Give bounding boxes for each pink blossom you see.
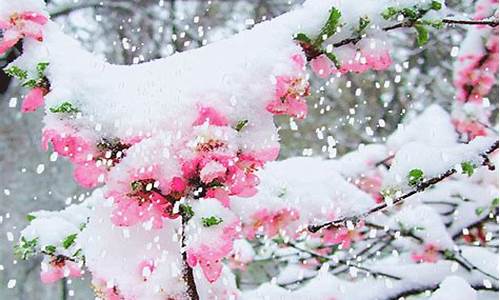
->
[323,226,362,249]
[266,73,310,119]
[0,11,48,55]
[411,243,440,263]
[205,188,231,207]
[310,54,337,78]
[244,208,300,239]
[187,244,226,283]
[137,259,155,281]
[187,220,239,283]
[355,175,383,203]
[359,38,392,71]
[452,119,487,140]
[193,106,229,127]
[21,87,46,113]
[266,97,308,119]
[291,53,306,69]
[73,162,106,189]
[91,277,125,300]
[106,166,182,228]
[42,129,95,163]
[40,258,81,284]
[200,160,227,184]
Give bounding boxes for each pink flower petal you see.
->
[21,87,45,113]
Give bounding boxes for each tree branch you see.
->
[442,18,500,27]
[180,216,199,300]
[308,140,499,233]
[49,0,133,18]
[305,17,499,60]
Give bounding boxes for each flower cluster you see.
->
[266,54,310,119]
[452,0,498,140]
[42,120,132,189]
[186,200,240,283]
[309,36,392,79]
[0,11,47,55]
[411,243,440,263]
[243,207,300,239]
[40,256,81,284]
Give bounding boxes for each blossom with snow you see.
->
[4,0,498,299]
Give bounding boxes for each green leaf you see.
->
[36,62,49,77]
[79,222,87,231]
[412,226,425,232]
[44,245,57,255]
[180,204,194,220]
[201,216,223,227]
[356,16,371,35]
[26,214,36,222]
[62,233,77,249]
[315,7,342,45]
[234,120,249,132]
[491,197,499,208]
[407,168,424,186]
[317,256,329,264]
[402,7,419,20]
[273,236,285,245]
[14,237,39,260]
[443,249,455,259]
[430,1,442,10]
[49,101,80,114]
[475,207,485,216]
[421,19,444,29]
[414,24,429,46]
[325,52,340,68]
[293,33,313,44]
[381,7,399,20]
[21,79,38,88]
[4,66,28,80]
[461,161,475,177]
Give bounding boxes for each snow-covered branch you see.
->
[308,140,499,233]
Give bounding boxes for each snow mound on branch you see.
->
[232,157,374,235]
[335,144,388,178]
[388,205,455,249]
[430,276,477,300]
[384,136,495,188]
[21,194,95,252]
[387,104,458,151]
[409,180,498,237]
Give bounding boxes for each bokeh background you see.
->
[0,0,497,299]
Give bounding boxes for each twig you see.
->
[308,140,499,233]
[442,18,499,27]
[306,17,499,60]
[286,241,401,280]
[456,250,499,281]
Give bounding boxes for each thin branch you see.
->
[49,0,133,18]
[306,17,499,60]
[308,140,499,233]
[442,18,500,27]
[456,250,499,281]
[286,241,402,280]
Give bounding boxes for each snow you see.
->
[384,136,496,188]
[78,199,187,300]
[387,104,458,151]
[429,276,477,300]
[6,0,497,298]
